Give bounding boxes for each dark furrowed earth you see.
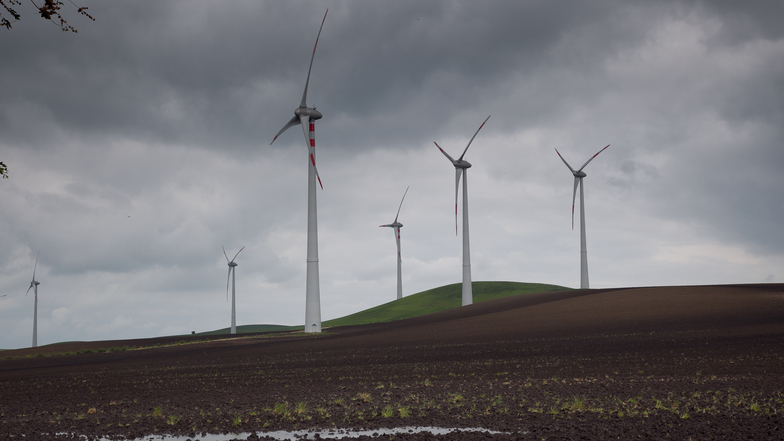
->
[1,284,783,440]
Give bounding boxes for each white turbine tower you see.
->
[223,246,244,335]
[380,186,409,301]
[435,115,490,307]
[555,144,609,289]
[25,252,41,348]
[270,10,328,333]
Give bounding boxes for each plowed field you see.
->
[2,284,783,440]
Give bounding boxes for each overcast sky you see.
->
[1,0,782,349]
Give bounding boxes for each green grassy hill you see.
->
[201,281,570,335]
[3,282,571,351]
[323,281,569,328]
[196,324,302,336]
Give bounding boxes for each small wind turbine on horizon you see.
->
[380,186,409,301]
[25,252,41,348]
[223,246,244,335]
[270,9,329,333]
[555,144,610,289]
[435,115,491,307]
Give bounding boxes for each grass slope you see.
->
[196,324,301,336]
[196,281,569,335]
[323,281,569,328]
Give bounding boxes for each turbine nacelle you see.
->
[453,160,472,170]
[228,262,238,268]
[573,170,586,178]
[295,106,322,121]
[380,221,403,229]
[26,252,40,296]
[26,280,39,295]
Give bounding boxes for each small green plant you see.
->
[563,396,585,412]
[399,406,411,417]
[166,415,180,425]
[232,414,242,426]
[273,402,288,416]
[152,405,163,417]
[356,392,372,403]
[381,405,395,418]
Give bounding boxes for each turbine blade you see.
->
[393,186,409,223]
[32,251,39,282]
[380,224,392,228]
[555,148,576,174]
[271,115,300,145]
[301,9,328,108]
[26,284,32,296]
[231,246,245,263]
[435,142,457,164]
[300,116,323,189]
[299,114,311,147]
[223,245,230,263]
[571,177,580,230]
[395,227,402,259]
[577,144,610,172]
[454,169,462,236]
[226,267,232,301]
[458,115,491,161]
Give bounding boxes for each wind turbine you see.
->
[270,9,328,333]
[25,252,41,347]
[555,144,609,289]
[435,115,491,307]
[223,246,244,335]
[380,186,409,300]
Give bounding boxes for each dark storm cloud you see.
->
[1,1,663,151]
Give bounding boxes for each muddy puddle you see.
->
[81,426,518,440]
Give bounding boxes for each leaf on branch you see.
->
[2,0,93,31]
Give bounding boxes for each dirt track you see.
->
[1,284,783,440]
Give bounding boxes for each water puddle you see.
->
[84,426,520,440]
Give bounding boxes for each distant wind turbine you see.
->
[435,115,491,307]
[380,186,409,300]
[25,252,41,348]
[223,246,244,335]
[555,144,610,289]
[270,10,329,333]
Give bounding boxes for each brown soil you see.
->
[1,284,783,440]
